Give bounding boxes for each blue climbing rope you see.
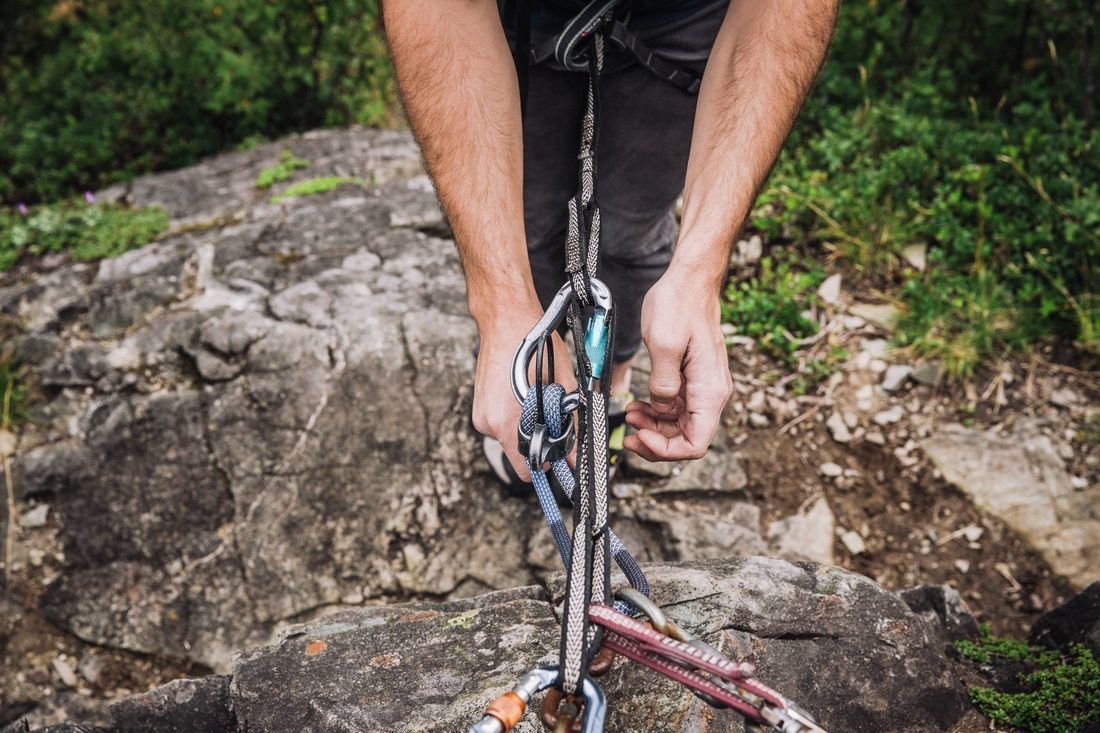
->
[520,382,649,614]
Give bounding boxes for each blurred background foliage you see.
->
[0,0,1097,376]
[760,0,1098,375]
[0,0,393,203]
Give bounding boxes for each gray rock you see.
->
[108,677,235,733]
[1050,387,1081,408]
[899,584,981,642]
[545,559,969,732]
[231,587,556,733]
[732,235,763,266]
[627,502,766,560]
[628,454,677,478]
[847,302,900,332]
[1029,582,1100,657]
[6,334,61,365]
[901,243,927,271]
[18,504,49,529]
[881,364,913,392]
[910,362,941,386]
[767,496,835,564]
[817,273,842,305]
[839,531,867,556]
[922,427,1100,588]
[873,405,904,425]
[26,560,975,732]
[826,411,852,443]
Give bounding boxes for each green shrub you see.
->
[721,254,825,362]
[1,200,169,270]
[956,628,1100,733]
[0,0,394,203]
[758,0,1100,376]
[256,150,311,189]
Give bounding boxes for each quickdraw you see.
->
[470,2,830,731]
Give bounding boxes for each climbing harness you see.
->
[471,2,830,731]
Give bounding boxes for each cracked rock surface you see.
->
[20,559,971,733]
[4,129,773,674]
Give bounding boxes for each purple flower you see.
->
[84,191,95,204]
[17,203,28,216]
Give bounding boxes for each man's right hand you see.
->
[472,313,576,482]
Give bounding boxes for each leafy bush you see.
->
[1,199,168,271]
[758,0,1100,376]
[956,628,1100,732]
[0,0,394,203]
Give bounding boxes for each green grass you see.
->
[754,0,1100,379]
[255,150,310,189]
[270,176,368,203]
[0,354,29,429]
[721,253,825,363]
[955,627,1100,733]
[1,200,169,271]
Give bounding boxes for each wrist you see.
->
[469,291,543,339]
[664,251,728,297]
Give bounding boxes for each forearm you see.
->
[383,0,538,328]
[673,0,839,290]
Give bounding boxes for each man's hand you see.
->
[473,312,576,482]
[622,0,837,462]
[623,268,732,461]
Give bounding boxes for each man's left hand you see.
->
[623,268,733,461]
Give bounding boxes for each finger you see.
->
[624,409,660,432]
[501,430,532,482]
[622,432,661,462]
[646,336,686,415]
[626,395,687,419]
[631,428,703,461]
[625,409,681,438]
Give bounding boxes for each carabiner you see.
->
[511,278,613,406]
[469,667,606,733]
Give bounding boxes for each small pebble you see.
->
[954,559,971,574]
[19,504,50,529]
[881,364,913,392]
[53,657,78,688]
[79,654,104,686]
[826,412,851,443]
[819,462,843,478]
[963,526,984,543]
[840,530,867,555]
[1049,387,1080,408]
[873,405,905,425]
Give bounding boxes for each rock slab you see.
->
[922,426,1100,588]
[17,559,972,733]
[4,129,803,672]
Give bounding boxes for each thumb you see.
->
[647,337,685,414]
